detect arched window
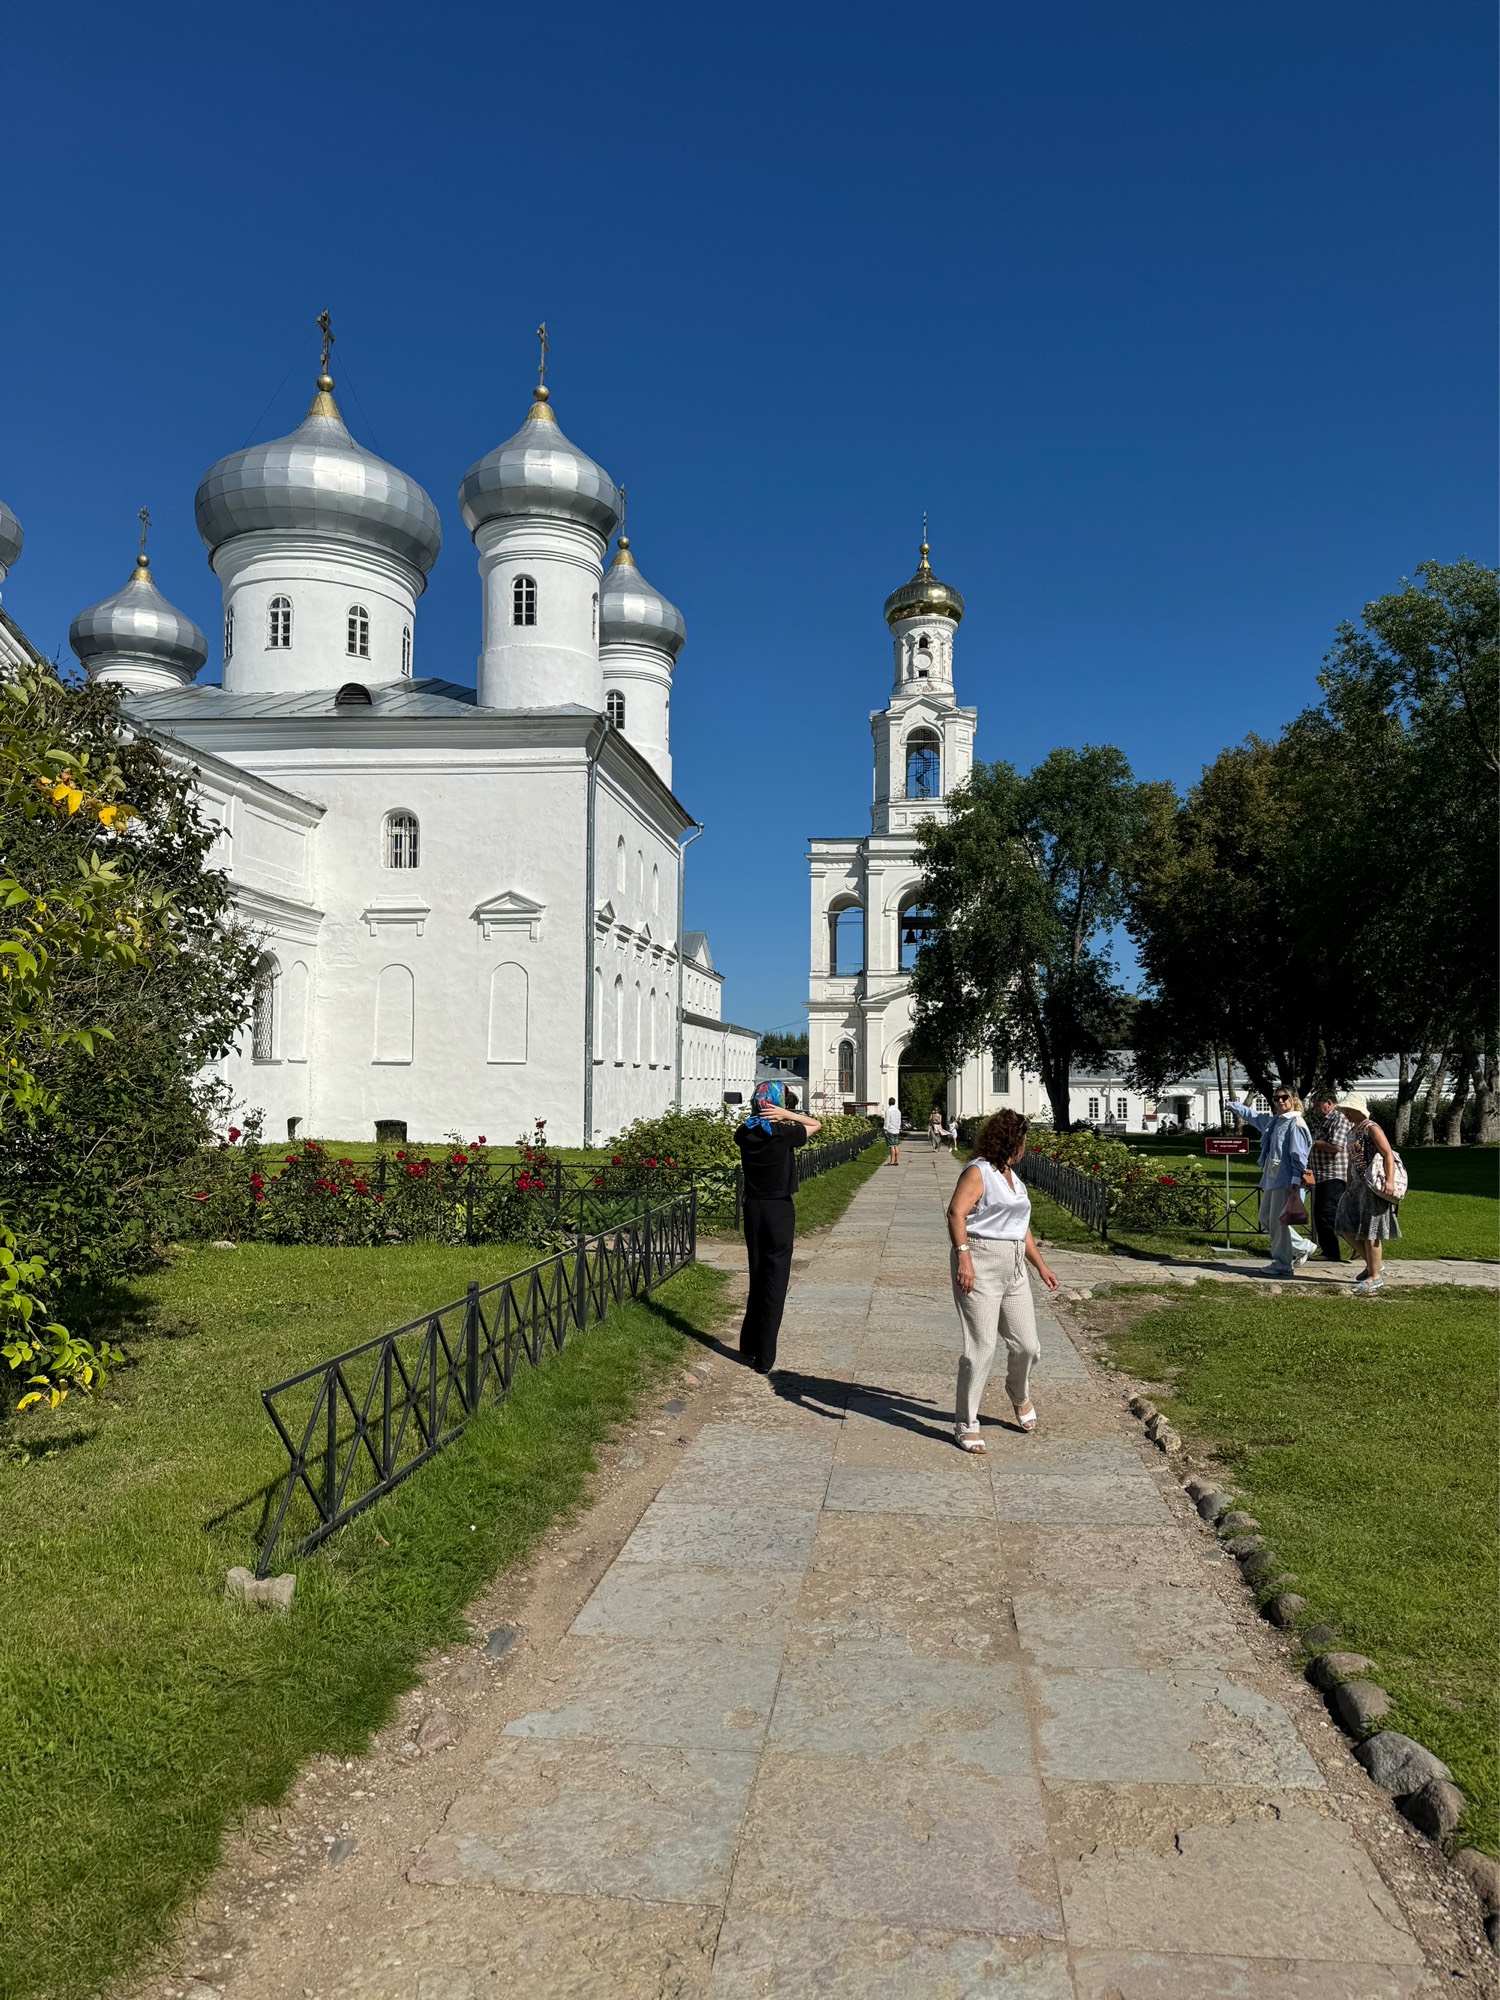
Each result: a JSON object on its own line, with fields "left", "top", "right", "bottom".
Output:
{"left": 648, "top": 986, "right": 658, "bottom": 1065}
{"left": 347, "top": 604, "right": 370, "bottom": 658}
{"left": 373, "top": 964, "right": 414, "bottom": 1064}
{"left": 512, "top": 574, "right": 537, "bottom": 626}
{"left": 838, "top": 1039, "right": 855, "bottom": 1095}
{"left": 251, "top": 953, "right": 279, "bottom": 1062}
{"left": 652, "top": 863, "right": 660, "bottom": 914}
{"left": 487, "top": 962, "right": 528, "bottom": 1064}
{"left": 615, "top": 836, "right": 626, "bottom": 891}
{"left": 633, "top": 980, "right": 643, "bottom": 1065}
{"left": 593, "top": 966, "right": 604, "bottom": 1060}
{"left": 401, "top": 625, "right": 412, "bottom": 677}
{"left": 592, "top": 593, "right": 598, "bottom": 641}
{"left": 899, "top": 895, "right": 939, "bottom": 971}
{"left": 905, "top": 728, "right": 942, "bottom": 800}
{"left": 829, "top": 901, "right": 864, "bottom": 977}
{"left": 223, "top": 607, "right": 234, "bottom": 663}
{"left": 915, "top": 634, "right": 932, "bottom": 679}
{"left": 268, "top": 596, "right": 292, "bottom": 649}
{"left": 637, "top": 849, "right": 645, "bottom": 900}
{"left": 606, "top": 689, "right": 625, "bottom": 729}
{"left": 613, "top": 974, "right": 625, "bottom": 1062}
{"left": 384, "top": 810, "right": 419, "bottom": 869}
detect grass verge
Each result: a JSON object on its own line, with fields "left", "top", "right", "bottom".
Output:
{"left": 0, "top": 1244, "right": 728, "bottom": 2000}
{"left": 1099, "top": 1282, "right": 1499, "bottom": 1853}
{"left": 793, "top": 1136, "right": 887, "bottom": 1232}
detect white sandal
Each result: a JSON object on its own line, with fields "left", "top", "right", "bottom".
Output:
{"left": 954, "top": 1423, "right": 987, "bottom": 1454}
{"left": 1011, "top": 1400, "right": 1038, "bottom": 1433}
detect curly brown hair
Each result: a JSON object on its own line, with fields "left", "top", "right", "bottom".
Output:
{"left": 972, "top": 1109, "right": 1028, "bottom": 1167}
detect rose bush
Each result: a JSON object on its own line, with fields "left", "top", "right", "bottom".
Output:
{"left": 1029, "top": 1128, "right": 1221, "bottom": 1233}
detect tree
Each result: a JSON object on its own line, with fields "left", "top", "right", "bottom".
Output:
{"left": 1, "top": 665, "right": 255, "bottom": 1405}
{"left": 910, "top": 747, "right": 1170, "bottom": 1131}
{"left": 757, "top": 1029, "right": 807, "bottom": 1063}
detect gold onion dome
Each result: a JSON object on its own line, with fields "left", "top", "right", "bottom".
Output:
{"left": 883, "top": 538, "right": 965, "bottom": 630}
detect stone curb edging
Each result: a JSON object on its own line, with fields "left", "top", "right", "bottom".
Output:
{"left": 1117, "top": 1388, "right": 1499, "bottom": 1954}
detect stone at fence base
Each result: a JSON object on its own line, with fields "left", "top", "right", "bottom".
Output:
{"left": 1222, "top": 1534, "right": 1265, "bottom": 1558}
{"left": 1185, "top": 1477, "right": 1214, "bottom": 1501}
{"left": 1130, "top": 1395, "right": 1156, "bottom": 1420}
{"left": 415, "top": 1706, "right": 457, "bottom": 1754}
{"left": 1240, "top": 1550, "right": 1279, "bottom": 1584}
{"left": 1397, "top": 1779, "right": 1465, "bottom": 1842}
{"left": 1301, "top": 1621, "right": 1341, "bottom": 1650}
{"left": 1354, "top": 1731, "right": 1451, "bottom": 1795}
{"left": 1197, "top": 1492, "right": 1233, "bottom": 1523}
{"left": 1307, "top": 1651, "right": 1377, "bottom": 1690}
{"left": 1453, "top": 1849, "right": 1500, "bottom": 1918}
{"left": 1218, "top": 1510, "right": 1260, "bottom": 1534}
{"left": 1263, "top": 1592, "right": 1306, "bottom": 1628}
{"left": 484, "top": 1623, "right": 518, "bottom": 1661}
{"left": 1154, "top": 1426, "right": 1183, "bottom": 1453}
{"left": 1331, "top": 1678, "right": 1392, "bottom": 1733}
{"left": 224, "top": 1566, "right": 295, "bottom": 1611}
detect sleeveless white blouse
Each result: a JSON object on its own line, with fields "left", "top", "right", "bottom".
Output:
{"left": 964, "top": 1159, "right": 1032, "bottom": 1241}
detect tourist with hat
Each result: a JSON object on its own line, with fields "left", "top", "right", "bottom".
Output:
{"left": 1334, "top": 1092, "right": 1403, "bottom": 1295}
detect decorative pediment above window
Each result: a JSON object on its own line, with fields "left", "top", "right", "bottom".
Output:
{"left": 471, "top": 889, "right": 546, "bottom": 942}
{"left": 594, "top": 897, "right": 617, "bottom": 930}
{"left": 361, "top": 896, "right": 431, "bottom": 937}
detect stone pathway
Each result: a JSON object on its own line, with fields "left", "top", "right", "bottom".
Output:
{"left": 1043, "top": 1243, "right": 1498, "bottom": 1293}
{"left": 162, "top": 1152, "right": 1492, "bottom": 1997}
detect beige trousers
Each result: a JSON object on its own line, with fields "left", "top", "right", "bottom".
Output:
{"left": 952, "top": 1237, "right": 1040, "bottom": 1426}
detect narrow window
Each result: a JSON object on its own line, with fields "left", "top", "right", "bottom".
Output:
{"left": 347, "top": 603, "right": 370, "bottom": 658}
{"left": 251, "top": 954, "right": 278, "bottom": 1062}
{"left": 1117, "top": 1097, "right": 1127, "bottom": 1120}
{"left": 373, "top": 965, "right": 414, "bottom": 1064}
{"left": 593, "top": 965, "right": 603, "bottom": 1060}
{"left": 1088, "top": 1096, "right": 1100, "bottom": 1122}
{"left": 401, "top": 625, "right": 412, "bottom": 676}
{"left": 830, "top": 904, "right": 864, "bottom": 976}
{"left": 487, "top": 962, "right": 528, "bottom": 1064}
{"left": 899, "top": 899, "right": 938, "bottom": 971}
{"left": 637, "top": 849, "right": 645, "bottom": 899}
{"left": 615, "top": 836, "right": 626, "bottom": 891}
{"left": 649, "top": 986, "right": 658, "bottom": 1066}
{"left": 512, "top": 574, "right": 537, "bottom": 626}
{"left": 613, "top": 974, "right": 625, "bottom": 1063}
{"left": 384, "top": 809, "right": 419, "bottom": 869}
{"left": 633, "top": 981, "right": 642, "bottom": 1065}
{"left": 905, "top": 728, "right": 942, "bottom": 800}
{"left": 606, "top": 689, "right": 625, "bottom": 729}
{"left": 652, "top": 863, "right": 660, "bottom": 914}
{"left": 268, "top": 595, "right": 292, "bottom": 649}
{"left": 592, "top": 592, "right": 598, "bottom": 641}
{"left": 838, "top": 1039, "right": 855, "bottom": 1095}
{"left": 991, "top": 1052, "right": 1010, "bottom": 1092}
{"left": 223, "top": 607, "right": 234, "bottom": 663}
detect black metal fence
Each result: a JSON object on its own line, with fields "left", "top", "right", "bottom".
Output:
{"left": 730, "top": 1126, "right": 884, "bottom": 1228}
{"left": 1016, "top": 1150, "right": 1111, "bottom": 1241}
{"left": 256, "top": 1189, "right": 697, "bottom": 1574}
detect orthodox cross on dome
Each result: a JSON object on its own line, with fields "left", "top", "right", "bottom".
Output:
{"left": 919, "top": 510, "right": 931, "bottom": 569}
{"left": 317, "top": 309, "right": 335, "bottom": 377}
{"left": 136, "top": 505, "right": 151, "bottom": 567}
{"left": 618, "top": 483, "right": 627, "bottom": 534}
{"left": 536, "top": 321, "right": 550, "bottom": 386}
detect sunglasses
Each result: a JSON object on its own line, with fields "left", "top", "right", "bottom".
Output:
{"left": 1273, "top": 1094, "right": 1291, "bottom": 1102}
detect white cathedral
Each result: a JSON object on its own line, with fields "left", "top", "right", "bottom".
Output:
{"left": 807, "top": 537, "right": 1024, "bottom": 1126}
{"left": 0, "top": 338, "right": 757, "bottom": 1147}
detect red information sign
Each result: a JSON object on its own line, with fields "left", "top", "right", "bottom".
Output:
{"left": 1204, "top": 1136, "right": 1250, "bottom": 1156}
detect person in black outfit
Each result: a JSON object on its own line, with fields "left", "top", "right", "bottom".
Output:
{"left": 734, "top": 1085, "right": 822, "bottom": 1374}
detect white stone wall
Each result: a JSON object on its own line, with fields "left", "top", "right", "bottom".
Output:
{"left": 217, "top": 532, "right": 423, "bottom": 695}
{"left": 600, "top": 637, "right": 674, "bottom": 787}
{"left": 680, "top": 1019, "right": 757, "bottom": 1113}
{"left": 476, "top": 516, "right": 605, "bottom": 713}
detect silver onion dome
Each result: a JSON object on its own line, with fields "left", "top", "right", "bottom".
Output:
{"left": 0, "top": 497, "right": 22, "bottom": 581}
{"left": 459, "top": 385, "right": 620, "bottom": 539}
{"left": 70, "top": 551, "right": 209, "bottom": 680}
{"left": 600, "top": 537, "right": 686, "bottom": 658}
{"left": 194, "top": 373, "right": 442, "bottom": 577}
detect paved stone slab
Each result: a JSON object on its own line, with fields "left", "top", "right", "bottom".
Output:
{"left": 1070, "top": 1952, "right": 1431, "bottom": 1999}
{"left": 826, "top": 1463, "right": 994, "bottom": 1517}
{"left": 998, "top": 1525, "right": 1202, "bottom": 1589}
{"left": 833, "top": 1416, "right": 970, "bottom": 1468}
{"left": 1030, "top": 1668, "right": 1324, "bottom": 1787}
{"left": 620, "top": 1501, "right": 820, "bottom": 1570}
{"left": 1012, "top": 1587, "right": 1252, "bottom": 1671}
{"left": 1058, "top": 1801, "right": 1422, "bottom": 1964}
{"left": 410, "top": 1738, "right": 758, "bottom": 1903}
{"left": 786, "top": 1281, "right": 874, "bottom": 1311}
{"left": 988, "top": 1436, "right": 1149, "bottom": 1480}
{"left": 504, "top": 1637, "right": 783, "bottom": 1750}
{"left": 710, "top": 1914, "right": 1072, "bottom": 1997}
{"left": 769, "top": 1650, "right": 1032, "bottom": 1774}
{"left": 791, "top": 1563, "right": 1015, "bottom": 1662}
{"left": 992, "top": 1473, "right": 1174, "bottom": 1526}
{"left": 676, "top": 1424, "right": 836, "bottom": 1475}
{"left": 571, "top": 1563, "right": 802, "bottom": 1645}
{"left": 807, "top": 1510, "right": 1001, "bottom": 1581}
{"left": 657, "top": 1460, "right": 832, "bottom": 1509}
{"left": 732, "top": 1754, "right": 1064, "bottom": 1935}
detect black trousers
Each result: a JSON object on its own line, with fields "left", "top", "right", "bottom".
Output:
{"left": 1311, "top": 1179, "right": 1346, "bottom": 1260}
{"left": 741, "top": 1196, "right": 796, "bottom": 1373}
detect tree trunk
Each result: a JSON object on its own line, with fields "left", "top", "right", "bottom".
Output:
{"left": 1392, "top": 1050, "right": 1429, "bottom": 1151}
{"left": 1417, "top": 1058, "right": 1448, "bottom": 1145}
{"left": 1046, "top": 1057, "right": 1074, "bottom": 1132}
{"left": 1443, "top": 1047, "right": 1475, "bottom": 1146}
{"left": 1472, "top": 1047, "right": 1500, "bottom": 1146}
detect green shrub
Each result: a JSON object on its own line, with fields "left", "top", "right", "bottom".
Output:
{"left": 1030, "top": 1128, "right": 1221, "bottom": 1232}
{"left": 604, "top": 1107, "right": 741, "bottom": 1223}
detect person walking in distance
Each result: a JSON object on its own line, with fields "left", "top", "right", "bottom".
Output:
{"left": 947, "top": 1110, "right": 1059, "bottom": 1452}
{"left": 734, "top": 1083, "right": 821, "bottom": 1375}
{"left": 928, "top": 1106, "right": 946, "bottom": 1151}
{"left": 1334, "top": 1092, "right": 1403, "bottom": 1296}
{"left": 884, "top": 1097, "right": 903, "bottom": 1165}
{"left": 1303, "top": 1085, "right": 1352, "bottom": 1262}
{"left": 1226, "top": 1087, "right": 1314, "bottom": 1277}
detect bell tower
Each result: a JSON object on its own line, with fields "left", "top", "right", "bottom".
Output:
{"left": 870, "top": 529, "right": 977, "bottom": 835}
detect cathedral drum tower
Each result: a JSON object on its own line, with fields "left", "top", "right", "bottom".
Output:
{"left": 807, "top": 531, "right": 1017, "bottom": 1125}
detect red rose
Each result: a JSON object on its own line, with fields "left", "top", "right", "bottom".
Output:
{"left": 451, "top": 1151, "right": 469, "bottom": 1166}
{"left": 285, "top": 1154, "right": 298, "bottom": 1163}
{"left": 612, "top": 1156, "right": 623, "bottom": 1166}
{"left": 227, "top": 1127, "right": 242, "bottom": 1143}
{"left": 395, "top": 1149, "right": 407, "bottom": 1160}
{"left": 1158, "top": 1175, "right": 1177, "bottom": 1186}
{"left": 537, "top": 1119, "right": 546, "bottom": 1127}
{"left": 374, "top": 1193, "right": 386, "bottom": 1203}
{"left": 647, "top": 1157, "right": 658, "bottom": 1168}
{"left": 253, "top": 1189, "right": 265, "bottom": 1202}
{"left": 193, "top": 1191, "right": 209, "bottom": 1202}
{"left": 593, "top": 1176, "right": 603, "bottom": 1186}
{"left": 477, "top": 1135, "right": 487, "bottom": 1144}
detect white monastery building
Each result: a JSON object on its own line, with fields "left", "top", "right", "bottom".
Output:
{"left": 0, "top": 334, "right": 756, "bottom": 1146}
{"left": 808, "top": 536, "right": 1022, "bottom": 1124}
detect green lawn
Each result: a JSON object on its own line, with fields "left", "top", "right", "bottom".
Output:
{"left": 794, "top": 1135, "right": 887, "bottom": 1231}
{"left": 1029, "top": 1142, "right": 1497, "bottom": 1264}
{"left": 0, "top": 1244, "right": 728, "bottom": 2000}
{"left": 1101, "top": 1283, "right": 1499, "bottom": 1854}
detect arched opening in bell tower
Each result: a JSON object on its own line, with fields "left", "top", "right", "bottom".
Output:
{"left": 828, "top": 899, "right": 865, "bottom": 977}
{"left": 905, "top": 728, "right": 941, "bottom": 801}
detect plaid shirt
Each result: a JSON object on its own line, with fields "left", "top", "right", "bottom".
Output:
{"left": 1308, "top": 1109, "right": 1353, "bottom": 1183}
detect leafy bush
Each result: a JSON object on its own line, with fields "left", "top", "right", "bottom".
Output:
{"left": 604, "top": 1107, "right": 740, "bottom": 1224}
{"left": 1030, "top": 1128, "right": 1221, "bottom": 1233}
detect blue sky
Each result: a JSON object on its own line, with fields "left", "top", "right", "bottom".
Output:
{"left": 3, "top": 0, "right": 1493, "bottom": 1035}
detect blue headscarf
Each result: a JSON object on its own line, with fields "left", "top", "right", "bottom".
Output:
{"left": 745, "top": 1081, "right": 785, "bottom": 1135}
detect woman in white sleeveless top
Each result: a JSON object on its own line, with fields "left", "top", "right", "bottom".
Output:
{"left": 946, "top": 1110, "right": 1059, "bottom": 1452}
